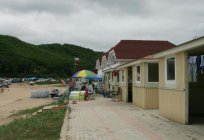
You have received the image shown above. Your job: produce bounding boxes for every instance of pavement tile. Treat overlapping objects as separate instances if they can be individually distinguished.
[60,95,204,140]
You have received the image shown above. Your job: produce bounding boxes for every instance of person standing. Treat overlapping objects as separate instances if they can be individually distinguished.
[88,81,94,94]
[0,87,4,93]
[68,79,76,92]
[84,86,89,101]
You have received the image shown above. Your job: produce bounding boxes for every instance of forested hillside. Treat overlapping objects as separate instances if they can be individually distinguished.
[0,35,102,78]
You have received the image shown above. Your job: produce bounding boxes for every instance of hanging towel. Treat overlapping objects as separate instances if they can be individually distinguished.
[200,55,204,74]
[188,56,197,82]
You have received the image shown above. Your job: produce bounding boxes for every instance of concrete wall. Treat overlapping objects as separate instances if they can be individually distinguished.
[145,88,159,109]
[159,89,186,124]
[133,86,159,109]
[159,52,187,124]
[132,63,159,109]
[120,67,128,102]
[133,87,145,108]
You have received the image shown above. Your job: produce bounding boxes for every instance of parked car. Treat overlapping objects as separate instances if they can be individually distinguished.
[29,77,39,82]
[35,78,49,83]
[12,78,22,83]
[0,82,9,88]
[4,80,12,85]
[29,81,35,85]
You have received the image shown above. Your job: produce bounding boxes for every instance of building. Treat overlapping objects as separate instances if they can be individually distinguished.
[153,36,204,124]
[117,55,159,109]
[96,40,176,102]
[96,37,204,125]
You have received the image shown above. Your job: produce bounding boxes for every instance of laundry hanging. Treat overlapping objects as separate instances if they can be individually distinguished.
[200,55,204,74]
[188,55,204,82]
[188,56,197,82]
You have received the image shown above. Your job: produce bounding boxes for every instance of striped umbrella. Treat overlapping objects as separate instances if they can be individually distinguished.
[72,70,96,79]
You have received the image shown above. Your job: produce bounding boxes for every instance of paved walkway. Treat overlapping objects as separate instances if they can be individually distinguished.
[60,95,204,140]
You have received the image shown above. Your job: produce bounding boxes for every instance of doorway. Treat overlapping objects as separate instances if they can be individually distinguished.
[188,53,204,124]
[127,67,133,102]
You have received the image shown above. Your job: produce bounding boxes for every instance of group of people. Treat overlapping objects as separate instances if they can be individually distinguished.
[67,78,95,101]
[80,81,95,100]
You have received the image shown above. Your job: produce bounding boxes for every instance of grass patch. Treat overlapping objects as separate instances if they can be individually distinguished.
[12,104,50,116]
[13,91,69,116]
[0,109,66,140]
[1,92,70,140]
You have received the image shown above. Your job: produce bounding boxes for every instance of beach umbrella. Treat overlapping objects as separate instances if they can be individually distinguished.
[72,70,96,79]
[94,74,103,80]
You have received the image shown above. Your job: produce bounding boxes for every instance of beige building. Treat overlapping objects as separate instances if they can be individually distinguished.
[116,37,204,124]
[117,57,159,109]
[96,40,175,103]
[96,37,204,125]
[153,36,204,124]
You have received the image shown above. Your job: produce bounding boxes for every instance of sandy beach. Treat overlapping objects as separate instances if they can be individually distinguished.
[0,83,67,125]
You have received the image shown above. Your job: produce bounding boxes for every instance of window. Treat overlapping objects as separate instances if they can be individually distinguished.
[136,65,140,83]
[122,70,124,81]
[165,56,176,88]
[148,63,159,82]
[108,52,116,65]
[166,57,175,80]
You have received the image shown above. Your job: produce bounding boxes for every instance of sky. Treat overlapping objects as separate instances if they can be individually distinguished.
[0,0,204,52]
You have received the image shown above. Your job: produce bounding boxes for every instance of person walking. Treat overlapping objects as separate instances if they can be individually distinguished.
[68,79,76,92]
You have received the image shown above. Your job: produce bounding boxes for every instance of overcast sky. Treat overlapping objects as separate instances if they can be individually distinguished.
[0,0,204,51]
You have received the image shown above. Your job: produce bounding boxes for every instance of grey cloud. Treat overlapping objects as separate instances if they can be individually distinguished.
[90,0,150,16]
[0,0,150,16]
[0,0,79,15]
[0,0,204,51]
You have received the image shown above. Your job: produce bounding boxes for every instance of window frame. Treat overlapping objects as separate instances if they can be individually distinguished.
[165,56,176,88]
[136,65,141,84]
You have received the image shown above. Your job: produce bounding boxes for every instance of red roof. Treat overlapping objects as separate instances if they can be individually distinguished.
[113,40,176,59]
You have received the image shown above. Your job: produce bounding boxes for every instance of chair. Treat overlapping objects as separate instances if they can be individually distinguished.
[88,92,95,100]
[111,87,121,101]
[87,84,95,100]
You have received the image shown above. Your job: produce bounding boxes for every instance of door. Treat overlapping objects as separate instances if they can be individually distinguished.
[128,67,133,102]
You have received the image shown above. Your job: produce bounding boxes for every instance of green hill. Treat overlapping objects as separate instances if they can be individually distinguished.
[0,35,102,78]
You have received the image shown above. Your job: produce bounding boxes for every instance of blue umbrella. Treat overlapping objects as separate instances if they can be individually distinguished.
[94,74,102,80]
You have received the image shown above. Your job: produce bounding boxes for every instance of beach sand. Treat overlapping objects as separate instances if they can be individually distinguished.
[0,83,67,125]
